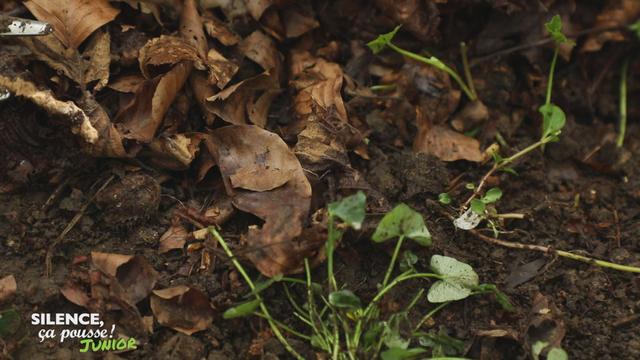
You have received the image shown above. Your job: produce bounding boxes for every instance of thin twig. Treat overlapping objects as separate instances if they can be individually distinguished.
[45,175,115,277]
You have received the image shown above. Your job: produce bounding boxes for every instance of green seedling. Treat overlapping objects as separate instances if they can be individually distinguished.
[532,341,568,360]
[213,192,512,359]
[629,19,640,38]
[438,193,452,205]
[367,26,478,101]
[617,57,629,147]
[469,187,502,215]
[540,15,572,145]
[459,14,569,221]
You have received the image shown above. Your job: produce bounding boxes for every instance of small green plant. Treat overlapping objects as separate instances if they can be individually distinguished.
[617,57,629,148]
[629,19,640,38]
[532,341,568,360]
[213,192,512,359]
[367,26,478,101]
[458,14,571,223]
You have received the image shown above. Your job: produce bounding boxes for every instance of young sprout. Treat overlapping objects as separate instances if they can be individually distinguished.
[470,187,502,215]
[617,57,629,148]
[539,15,573,144]
[367,25,477,101]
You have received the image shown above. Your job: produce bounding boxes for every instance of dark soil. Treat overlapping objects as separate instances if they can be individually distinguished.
[1,1,640,360]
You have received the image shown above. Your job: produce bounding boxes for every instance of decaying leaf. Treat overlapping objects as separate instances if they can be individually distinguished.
[83,30,111,91]
[77,94,127,157]
[91,252,159,305]
[206,125,318,277]
[0,275,17,303]
[238,30,283,82]
[206,48,239,88]
[159,224,189,254]
[17,34,87,85]
[108,74,146,93]
[138,36,204,79]
[115,62,191,143]
[150,286,214,335]
[281,3,319,38]
[290,51,351,171]
[60,281,91,308]
[582,0,640,52]
[144,133,204,170]
[526,293,566,357]
[414,108,483,162]
[24,0,120,49]
[203,13,241,46]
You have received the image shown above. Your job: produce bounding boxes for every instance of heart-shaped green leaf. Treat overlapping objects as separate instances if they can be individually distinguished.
[539,103,566,141]
[482,187,502,204]
[470,199,486,215]
[427,255,479,303]
[328,289,362,310]
[367,25,401,54]
[372,204,431,246]
[328,191,366,230]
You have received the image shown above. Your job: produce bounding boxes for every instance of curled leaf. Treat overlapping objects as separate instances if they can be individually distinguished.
[151,286,214,335]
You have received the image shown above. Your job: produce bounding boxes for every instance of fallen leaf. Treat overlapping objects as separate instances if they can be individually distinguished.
[206,125,316,277]
[245,0,272,20]
[289,51,352,171]
[450,100,490,132]
[0,275,17,303]
[203,13,241,46]
[60,281,91,308]
[150,286,214,335]
[24,0,120,49]
[91,252,159,305]
[206,48,239,88]
[17,34,87,85]
[238,30,283,82]
[77,94,127,157]
[526,293,566,357]
[414,108,483,162]
[159,224,189,253]
[115,62,191,143]
[247,89,281,127]
[83,30,111,91]
[281,3,319,38]
[145,133,204,170]
[138,36,203,79]
[582,0,640,52]
[108,74,146,93]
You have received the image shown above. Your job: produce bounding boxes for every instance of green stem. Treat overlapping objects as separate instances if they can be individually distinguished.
[388,42,476,101]
[413,302,449,332]
[381,235,405,288]
[253,312,312,341]
[556,250,640,273]
[365,272,442,318]
[327,215,338,292]
[617,57,629,148]
[460,42,477,99]
[545,47,559,106]
[210,228,304,360]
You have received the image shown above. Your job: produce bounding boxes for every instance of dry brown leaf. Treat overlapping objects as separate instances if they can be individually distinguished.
[247,89,281,127]
[203,13,241,46]
[77,95,127,157]
[17,34,87,85]
[246,0,272,20]
[290,51,347,122]
[289,51,351,171]
[91,252,159,305]
[206,49,239,89]
[24,0,120,49]
[281,4,319,38]
[83,30,111,91]
[206,125,316,277]
[450,100,490,132]
[115,62,191,143]
[150,286,214,335]
[582,0,640,52]
[145,133,204,170]
[238,30,283,79]
[158,224,189,253]
[139,36,204,79]
[414,107,483,162]
[0,275,17,303]
[108,74,146,93]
